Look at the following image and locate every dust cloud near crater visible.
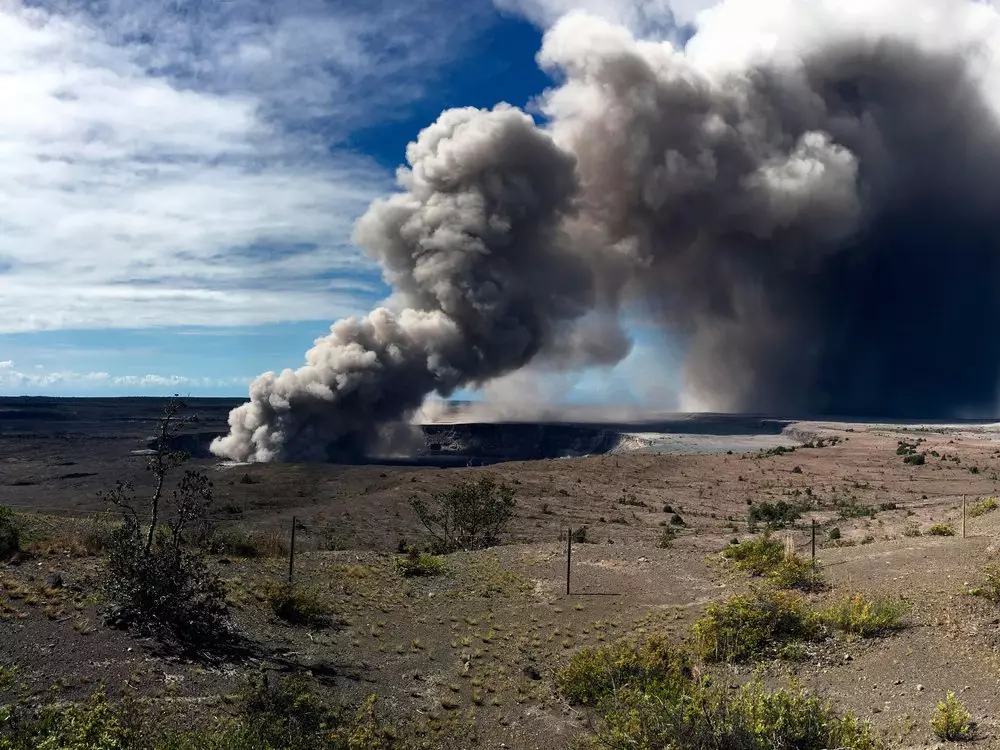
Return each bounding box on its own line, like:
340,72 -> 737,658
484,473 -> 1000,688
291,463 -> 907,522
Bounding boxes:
212,0 -> 1000,463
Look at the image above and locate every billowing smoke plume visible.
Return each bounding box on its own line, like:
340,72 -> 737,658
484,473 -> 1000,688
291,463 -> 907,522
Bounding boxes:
214,0 -> 1000,462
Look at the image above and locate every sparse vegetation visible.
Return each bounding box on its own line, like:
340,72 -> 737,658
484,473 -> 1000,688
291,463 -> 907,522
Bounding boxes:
99,399 -> 229,647
817,593 -> 910,636
394,547 -> 445,577
747,500 -> 807,530
262,581 -> 331,626
410,475 -> 515,553
0,506 -> 21,558
968,497 -> 998,518
967,564 -> 1000,602
557,632 -> 884,749
722,534 -> 820,590
927,523 -> 955,536
930,691 -> 976,742
903,453 -> 926,466
692,589 -> 819,662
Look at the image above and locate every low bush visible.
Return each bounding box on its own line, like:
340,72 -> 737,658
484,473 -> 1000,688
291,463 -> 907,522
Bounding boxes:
201,526 -> 288,558
902,522 -> 922,537
931,691 -> 976,742
927,523 -> 955,536
692,590 -> 820,662
968,497 -> 999,518
410,475 -> 515,553
878,502 -> 897,512
557,633 -> 691,706
967,564 -> 1000,602
817,593 -> 909,636
103,522 -> 230,646
558,635 -> 885,750
722,534 -> 784,575
570,526 -> 590,544
658,527 -> 678,548
0,674 -> 399,750
828,526 -> 842,540
262,581 -> 330,626
393,547 -> 445,577
903,453 -> 926,466
0,506 -> 20,558
747,500 -> 806,530
722,535 -> 820,590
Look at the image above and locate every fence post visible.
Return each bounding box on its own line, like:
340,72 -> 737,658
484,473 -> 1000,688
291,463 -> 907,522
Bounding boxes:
288,515 -> 297,583
566,528 -> 572,596
963,496 -> 967,539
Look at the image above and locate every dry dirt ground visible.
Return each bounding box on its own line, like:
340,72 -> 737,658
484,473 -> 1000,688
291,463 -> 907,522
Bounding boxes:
4,402 -> 1000,747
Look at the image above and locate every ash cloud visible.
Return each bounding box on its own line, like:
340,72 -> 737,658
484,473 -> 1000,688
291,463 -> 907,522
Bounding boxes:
214,1 -> 1000,462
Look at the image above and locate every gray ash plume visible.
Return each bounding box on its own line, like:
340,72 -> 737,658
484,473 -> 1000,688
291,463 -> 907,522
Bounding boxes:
214,5 -> 1000,462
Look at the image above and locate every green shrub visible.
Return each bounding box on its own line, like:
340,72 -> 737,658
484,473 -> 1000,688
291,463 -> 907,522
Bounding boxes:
903,453 -> 926,466
967,564 -> 1000,602
722,534 -> 785,576
393,548 -> 445,577
669,514 -> 685,526
0,692 -> 126,750
817,593 -> 909,636
410,475 -> 515,553
767,555 -> 822,591
201,526 -> 288,558
877,502 -> 897,511
902,522 -> 922,537
722,535 -> 820,590
658,527 -> 678,548
927,523 -> 955,536
931,691 -> 976,741
103,521 -> 229,646
0,506 -> 20,558
262,581 -> 330,626
692,590 -> 819,662
557,633 -> 691,707
827,526 -> 842,540
968,497 -> 998,518
580,670 -> 884,750
570,526 -> 589,544
747,500 -> 805,530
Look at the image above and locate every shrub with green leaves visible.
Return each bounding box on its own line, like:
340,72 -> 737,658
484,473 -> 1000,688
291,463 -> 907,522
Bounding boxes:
722,535 -> 821,590
262,582 -> 330,626
394,547 -> 445,577
103,521 -> 229,646
0,506 -> 20,558
692,590 -> 820,662
967,564 -> 1000,602
747,500 -> 806,530
558,636 -> 885,750
0,692 -> 126,750
968,497 -> 998,518
557,633 -> 691,706
927,523 -> 955,536
817,593 -> 909,636
931,691 -> 976,741
410,475 -> 515,553
722,534 -> 785,575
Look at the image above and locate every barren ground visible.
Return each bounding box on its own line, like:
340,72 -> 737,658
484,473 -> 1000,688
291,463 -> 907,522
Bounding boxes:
3,399 -> 1000,747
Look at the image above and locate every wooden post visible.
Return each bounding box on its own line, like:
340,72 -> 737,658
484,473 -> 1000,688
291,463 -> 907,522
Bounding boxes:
811,519 -> 817,585
566,528 -> 572,596
963,496 -> 967,539
288,515 -> 297,583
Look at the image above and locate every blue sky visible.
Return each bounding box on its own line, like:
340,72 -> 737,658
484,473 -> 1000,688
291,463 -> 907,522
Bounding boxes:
0,0 -> 698,401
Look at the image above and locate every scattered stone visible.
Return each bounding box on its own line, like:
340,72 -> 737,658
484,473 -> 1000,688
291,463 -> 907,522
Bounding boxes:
916,684 -> 925,692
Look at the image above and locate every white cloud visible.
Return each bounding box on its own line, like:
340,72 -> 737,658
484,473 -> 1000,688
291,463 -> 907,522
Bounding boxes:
0,0 -> 488,333
493,0 -> 716,35
0,364 -> 249,390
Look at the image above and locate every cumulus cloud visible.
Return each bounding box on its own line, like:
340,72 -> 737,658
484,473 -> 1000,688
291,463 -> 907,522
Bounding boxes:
0,0 -> 489,333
